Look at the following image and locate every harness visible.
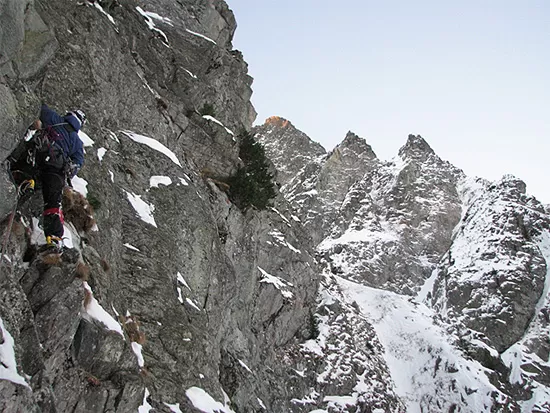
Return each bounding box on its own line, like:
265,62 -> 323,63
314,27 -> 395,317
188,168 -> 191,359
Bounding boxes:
31,123 -> 70,171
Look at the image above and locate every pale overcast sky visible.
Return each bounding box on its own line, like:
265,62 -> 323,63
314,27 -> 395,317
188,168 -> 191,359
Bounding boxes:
226,1 -> 549,204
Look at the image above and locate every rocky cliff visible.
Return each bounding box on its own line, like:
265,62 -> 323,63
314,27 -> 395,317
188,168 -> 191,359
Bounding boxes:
0,1 -> 388,412
2,1 -> 550,412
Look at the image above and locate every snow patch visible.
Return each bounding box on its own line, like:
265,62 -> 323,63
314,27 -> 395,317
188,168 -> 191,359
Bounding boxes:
131,342 -> 144,368
185,387 -> 235,413
269,229 -> 301,254
91,1 -> 116,25
238,359 -> 252,373
125,191 -> 157,227
121,130 -> 182,167
270,207 -> 291,227
141,10 -> 173,26
183,68 -> 197,79
149,175 -> 172,188
136,71 -> 159,97
138,388 -> 153,413
186,29 -> 217,44
186,298 -> 201,312
257,398 -> 267,410
123,243 -> 140,252
202,115 -> 235,139
323,395 -> 357,408
163,402 -> 183,413
177,272 -> 191,290
97,147 -> 107,162
416,268 -> 438,304
78,130 -> 94,147
176,287 -> 184,304
62,222 -> 77,249
30,217 -> 45,246
71,176 -> 88,197
82,282 -> 124,337
136,7 -> 169,45
108,130 -> 120,143
258,266 -> 294,299
0,317 -> 30,387
291,390 -> 320,406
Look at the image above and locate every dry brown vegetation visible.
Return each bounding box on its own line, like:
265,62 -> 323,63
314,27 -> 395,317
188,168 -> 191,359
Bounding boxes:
75,261 -> 90,281
100,258 -> 110,272
62,188 -> 96,233
40,252 -> 62,266
83,287 -> 93,309
118,314 -> 146,344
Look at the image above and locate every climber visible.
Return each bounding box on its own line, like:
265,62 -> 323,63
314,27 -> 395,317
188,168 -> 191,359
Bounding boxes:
8,103 -> 86,250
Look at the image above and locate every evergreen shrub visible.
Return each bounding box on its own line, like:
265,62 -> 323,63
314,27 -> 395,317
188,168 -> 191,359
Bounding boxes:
228,132 -> 275,211
199,103 -> 216,117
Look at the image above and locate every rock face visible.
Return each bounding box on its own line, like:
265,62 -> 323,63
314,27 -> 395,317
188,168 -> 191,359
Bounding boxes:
0,0 -> 56,219
2,0 -> 550,412
432,176 -> 550,352
429,176 -> 550,406
255,122 -> 379,245
0,1 -> 354,412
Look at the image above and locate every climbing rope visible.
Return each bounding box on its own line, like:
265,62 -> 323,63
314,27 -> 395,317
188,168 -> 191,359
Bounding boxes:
0,180 -> 30,275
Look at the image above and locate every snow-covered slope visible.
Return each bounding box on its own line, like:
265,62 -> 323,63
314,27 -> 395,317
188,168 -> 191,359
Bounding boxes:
339,277 -> 515,412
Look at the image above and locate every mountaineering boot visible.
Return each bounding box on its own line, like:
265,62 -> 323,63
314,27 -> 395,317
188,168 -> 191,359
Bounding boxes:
41,235 -> 63,253
18,179 -> 35,197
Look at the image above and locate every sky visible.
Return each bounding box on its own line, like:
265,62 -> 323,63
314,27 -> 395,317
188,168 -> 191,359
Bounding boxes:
226,1 -> 550,204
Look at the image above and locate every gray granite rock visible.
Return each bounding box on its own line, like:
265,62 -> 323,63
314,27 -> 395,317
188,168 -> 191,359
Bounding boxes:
2,0 -> 549,410
0,1 -> 328,411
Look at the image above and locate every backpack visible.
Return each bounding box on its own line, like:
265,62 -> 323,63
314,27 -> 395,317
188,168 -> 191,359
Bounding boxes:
33,126 -> 67,170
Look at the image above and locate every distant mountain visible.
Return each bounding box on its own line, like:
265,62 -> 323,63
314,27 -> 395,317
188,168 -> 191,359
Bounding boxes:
255,117 -> 550,412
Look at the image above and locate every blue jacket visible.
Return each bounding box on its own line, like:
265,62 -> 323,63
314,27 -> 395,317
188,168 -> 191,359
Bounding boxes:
39,104 -> 85,172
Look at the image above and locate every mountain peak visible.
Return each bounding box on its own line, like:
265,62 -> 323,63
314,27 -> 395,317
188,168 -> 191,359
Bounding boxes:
342,131 -> 362,144
336,131 -> 377,160
253,116 -> 326,185
264,116 -> 293,129
398,134 -> 435,161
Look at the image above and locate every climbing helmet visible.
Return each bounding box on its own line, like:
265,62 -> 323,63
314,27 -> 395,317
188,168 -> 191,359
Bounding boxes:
71,109 -> 86,126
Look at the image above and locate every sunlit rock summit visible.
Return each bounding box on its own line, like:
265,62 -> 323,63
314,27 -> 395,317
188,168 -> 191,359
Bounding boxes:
0,1 -> 549,412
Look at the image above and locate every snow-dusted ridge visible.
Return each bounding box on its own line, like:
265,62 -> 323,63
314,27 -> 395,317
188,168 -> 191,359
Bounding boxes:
257,118 -> 550,410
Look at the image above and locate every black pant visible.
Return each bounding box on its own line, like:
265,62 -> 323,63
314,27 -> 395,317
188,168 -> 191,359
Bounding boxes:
9,146 -> 66,239
41,169 -> 65,239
